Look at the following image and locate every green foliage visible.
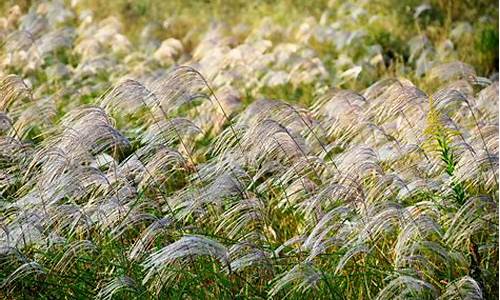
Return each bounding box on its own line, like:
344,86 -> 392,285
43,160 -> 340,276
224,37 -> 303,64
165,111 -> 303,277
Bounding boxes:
425,98 -> 467,205
435,130 -> 466,204
475,25 -> 499,72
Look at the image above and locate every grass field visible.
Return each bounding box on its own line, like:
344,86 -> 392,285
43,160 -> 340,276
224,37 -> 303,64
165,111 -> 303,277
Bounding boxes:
0,0 -> 498,299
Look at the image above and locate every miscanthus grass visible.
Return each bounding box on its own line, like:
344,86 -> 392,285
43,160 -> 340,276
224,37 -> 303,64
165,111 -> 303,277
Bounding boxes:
0,0 -> 498,299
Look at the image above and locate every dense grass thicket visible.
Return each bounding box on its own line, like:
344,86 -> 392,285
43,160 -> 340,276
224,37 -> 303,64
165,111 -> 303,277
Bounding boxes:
0,0 -> 498,299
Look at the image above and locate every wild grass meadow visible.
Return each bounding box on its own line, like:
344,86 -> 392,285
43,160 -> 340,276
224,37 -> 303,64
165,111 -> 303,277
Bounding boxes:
0,0 -> 498,299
